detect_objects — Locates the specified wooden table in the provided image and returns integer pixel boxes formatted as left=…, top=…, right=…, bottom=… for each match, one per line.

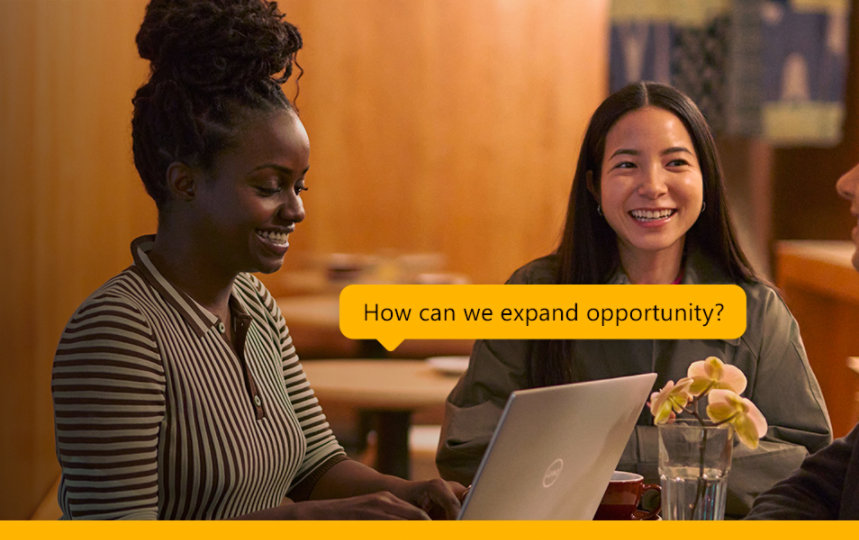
left=776, top=240, right=859, bottom=436
left=301, top=359, right=461, bottom=478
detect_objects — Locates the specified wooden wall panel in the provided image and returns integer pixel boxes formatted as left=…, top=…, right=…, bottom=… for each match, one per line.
left=269, top=0, right=609, bottom=288
left=0, top=0, right=607, bottom=518
left=0, top=0, right=155, bottom=519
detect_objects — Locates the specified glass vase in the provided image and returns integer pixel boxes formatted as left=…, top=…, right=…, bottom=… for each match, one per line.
left=657, top=422, right=733, bottom=520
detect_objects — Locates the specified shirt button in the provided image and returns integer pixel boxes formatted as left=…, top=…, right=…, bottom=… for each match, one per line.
left=217, top=322, right=226, bottom=333
left=253, top=395, right=262, bottom=407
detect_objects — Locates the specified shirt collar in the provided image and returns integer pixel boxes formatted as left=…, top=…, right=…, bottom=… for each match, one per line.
left=604, top=245, right=733, bottom=285
left=130, top=234, right=223, bottom=337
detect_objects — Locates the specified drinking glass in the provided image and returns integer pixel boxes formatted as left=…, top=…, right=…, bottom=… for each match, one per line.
left=658, top=422, right=733, bottom=520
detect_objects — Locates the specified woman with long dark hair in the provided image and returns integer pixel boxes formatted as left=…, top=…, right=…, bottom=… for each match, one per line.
left=51, top=0, right=463, bottom=520
left=436, top=82, right=831, bottom=517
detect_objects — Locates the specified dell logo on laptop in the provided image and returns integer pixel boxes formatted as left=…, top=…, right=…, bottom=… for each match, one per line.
left=542, top=458, right=564, bottom=487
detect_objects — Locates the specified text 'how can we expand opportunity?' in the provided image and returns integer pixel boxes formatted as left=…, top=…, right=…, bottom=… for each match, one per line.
left=338, top=284, right=747, bottom=351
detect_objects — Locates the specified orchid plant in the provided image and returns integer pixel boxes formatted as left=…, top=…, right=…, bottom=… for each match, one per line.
left=649, top=356, right=767, bottom=448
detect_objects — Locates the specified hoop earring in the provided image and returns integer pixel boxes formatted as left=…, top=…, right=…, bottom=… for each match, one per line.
left=700, top=201, right=706, bottom=214
left=596, top=204, right=603, bottom=216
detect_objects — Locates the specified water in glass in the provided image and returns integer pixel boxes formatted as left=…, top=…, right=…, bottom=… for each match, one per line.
left=660, top=465, right=728, bottom=520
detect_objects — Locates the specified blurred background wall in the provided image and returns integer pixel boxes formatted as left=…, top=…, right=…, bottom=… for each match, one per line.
left=0, top=0, right=155, bottom=520
left=1, top=0, right=858, bottom=519
left=270, top=0, right=608, bottom=287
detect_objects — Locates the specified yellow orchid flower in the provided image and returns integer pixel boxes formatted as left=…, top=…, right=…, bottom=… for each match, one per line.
left=687, top=356, right=747, bottom=396
left=706, top=389, right=768, bottom=449
left=649, top=377, right=693, bottom=424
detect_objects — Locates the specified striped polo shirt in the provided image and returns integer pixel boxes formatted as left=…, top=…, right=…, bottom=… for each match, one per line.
left=52, top=235, right=346, bottom=519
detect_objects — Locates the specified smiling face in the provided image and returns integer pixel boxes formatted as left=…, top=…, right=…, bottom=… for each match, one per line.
left=192, top=107, right=310, bottom=276
left=598, top=106, right=704, bottom=278
left=836, top=163, right=859, bottom=271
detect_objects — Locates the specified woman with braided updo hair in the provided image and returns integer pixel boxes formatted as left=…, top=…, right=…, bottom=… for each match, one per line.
left=51, top=0, right=464, bottom=520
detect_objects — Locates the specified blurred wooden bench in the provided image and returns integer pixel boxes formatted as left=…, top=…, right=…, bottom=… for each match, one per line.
left=776, top=240, right=859, bottom=437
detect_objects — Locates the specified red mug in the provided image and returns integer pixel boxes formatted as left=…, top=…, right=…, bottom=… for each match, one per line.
left=594, top=471, right=661, bottom=520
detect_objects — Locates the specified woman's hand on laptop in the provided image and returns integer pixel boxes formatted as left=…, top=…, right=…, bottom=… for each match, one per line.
left=235, top=492, right=436, bottom=520
left=396, top=478, right=467, bottom=519
left=298, top=459, right=466, bottom=519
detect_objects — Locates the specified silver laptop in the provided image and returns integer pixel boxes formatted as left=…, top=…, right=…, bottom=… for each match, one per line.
left=458, top=372, right=657, bottom=520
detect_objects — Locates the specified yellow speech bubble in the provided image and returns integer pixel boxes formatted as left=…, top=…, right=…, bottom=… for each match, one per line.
left=339, top=284, right=746, bottom=351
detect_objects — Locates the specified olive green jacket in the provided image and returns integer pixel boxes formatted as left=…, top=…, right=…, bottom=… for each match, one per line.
left=436, top=252, right=832, bottom=518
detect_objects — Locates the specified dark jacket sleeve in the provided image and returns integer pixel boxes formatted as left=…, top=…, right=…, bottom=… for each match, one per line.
left=435, top=257, right=556, bottom=484
left=436, top=338, right=531, bottom=484
left=746, top=423, right=859, bottom=519
left=718, top=284, right=833, bottom=517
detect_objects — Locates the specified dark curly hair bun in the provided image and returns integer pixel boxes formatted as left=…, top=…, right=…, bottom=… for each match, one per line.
left=136, top=0, right=302, bottom=92
left=131, top=0, right=302, bottom=208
